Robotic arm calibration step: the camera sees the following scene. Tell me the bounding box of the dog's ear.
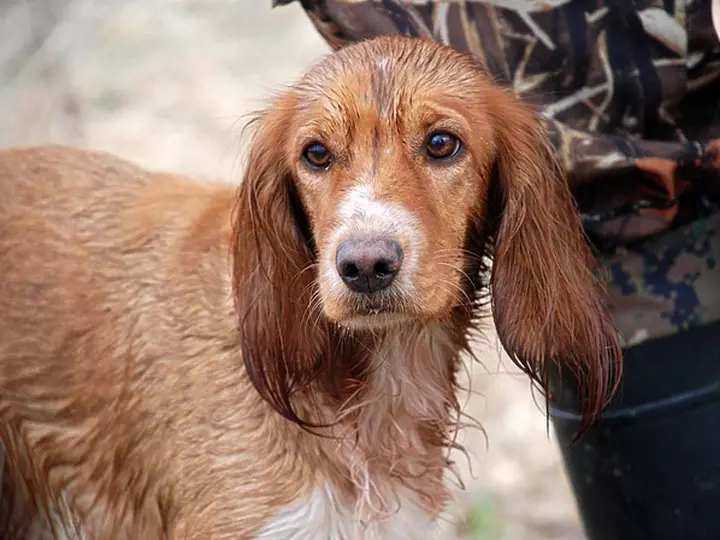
[487,94,622,430]
[231,98,327,426]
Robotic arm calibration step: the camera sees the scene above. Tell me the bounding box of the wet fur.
[0,37,621,538]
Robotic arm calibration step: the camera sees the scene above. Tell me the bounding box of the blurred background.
[0,1,585,538]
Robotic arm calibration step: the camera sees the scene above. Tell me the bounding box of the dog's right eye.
[302,142,332,170]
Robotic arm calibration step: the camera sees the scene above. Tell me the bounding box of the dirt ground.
[0,1,586,538]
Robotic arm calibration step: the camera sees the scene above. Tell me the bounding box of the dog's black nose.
[336,239,403,294]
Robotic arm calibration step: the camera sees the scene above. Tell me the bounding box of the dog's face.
[285,46,496,327]
[234,36,621,428]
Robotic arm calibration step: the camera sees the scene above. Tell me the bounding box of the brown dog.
[0,36,621,539]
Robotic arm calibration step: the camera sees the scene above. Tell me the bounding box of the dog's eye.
[425,132,462,160]
[302,142,332,169]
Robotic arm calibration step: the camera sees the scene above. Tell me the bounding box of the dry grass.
[0,1,585,538]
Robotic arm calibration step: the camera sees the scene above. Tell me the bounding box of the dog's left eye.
[425,132,462,161]
[302,142,332,169]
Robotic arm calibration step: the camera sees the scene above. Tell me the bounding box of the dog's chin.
[336,311,414,331]
[321,286,431,331]
[321,297,416,330]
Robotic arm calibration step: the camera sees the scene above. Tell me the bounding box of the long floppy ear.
[488,96,623,430]
[231,100,328,426]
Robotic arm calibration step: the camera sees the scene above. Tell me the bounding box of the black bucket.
[549,321,720,540]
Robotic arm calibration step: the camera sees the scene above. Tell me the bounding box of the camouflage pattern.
[607,211,720,346]
[276,0,720,346]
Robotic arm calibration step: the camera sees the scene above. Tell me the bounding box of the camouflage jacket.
[277,0,720,346]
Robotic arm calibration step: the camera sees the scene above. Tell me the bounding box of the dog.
[0,36,622,539]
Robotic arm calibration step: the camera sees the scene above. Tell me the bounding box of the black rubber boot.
[550,321,720,540]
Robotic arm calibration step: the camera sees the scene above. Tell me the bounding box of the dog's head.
[233,36,621,427]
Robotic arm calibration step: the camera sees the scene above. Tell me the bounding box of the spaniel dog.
[0,36,621,539]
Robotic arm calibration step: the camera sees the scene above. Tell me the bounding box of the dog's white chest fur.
[256,325,453,540]
[255,485,437,540]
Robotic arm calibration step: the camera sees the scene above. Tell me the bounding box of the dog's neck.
[305,321,466,524]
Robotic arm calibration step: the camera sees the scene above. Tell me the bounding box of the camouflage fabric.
[275,0,720,347]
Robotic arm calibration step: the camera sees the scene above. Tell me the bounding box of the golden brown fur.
[0,36,621,538]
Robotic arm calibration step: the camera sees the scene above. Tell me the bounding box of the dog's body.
[0,147,451,539]
[0,147,264,538]
[0,37,621,539]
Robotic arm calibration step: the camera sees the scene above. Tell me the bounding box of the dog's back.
[0,146,308,538]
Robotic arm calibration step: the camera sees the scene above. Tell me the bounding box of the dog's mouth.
[337,310,413,330]
[331,290,416,329]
